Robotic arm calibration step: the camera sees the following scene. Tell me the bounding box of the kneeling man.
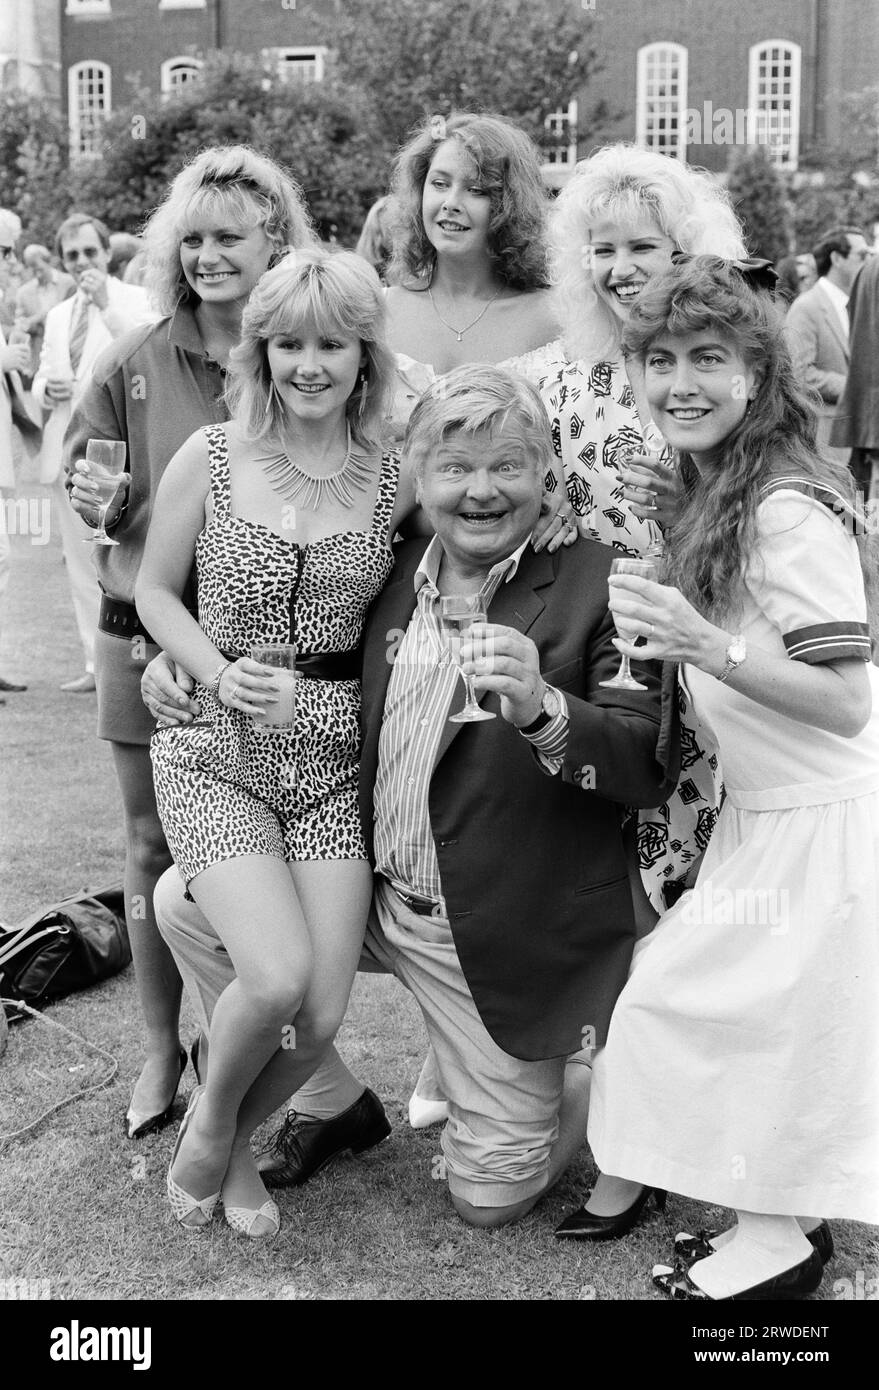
[148,366,676,1227]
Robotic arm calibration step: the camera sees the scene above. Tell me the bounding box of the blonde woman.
[136,249,413,1238]
[66,146,315,1140]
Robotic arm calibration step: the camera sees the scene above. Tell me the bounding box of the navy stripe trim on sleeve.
[784,622,872,663]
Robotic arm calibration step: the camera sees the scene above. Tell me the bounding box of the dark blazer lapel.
[361,548,423,783]
[433,545,555,766]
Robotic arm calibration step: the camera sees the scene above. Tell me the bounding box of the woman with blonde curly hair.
[530,145,750,948]
[65,144,315,1143]
[382,111,564,434]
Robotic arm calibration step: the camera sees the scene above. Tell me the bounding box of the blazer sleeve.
[785,298,845,403]
[31,300,67,411]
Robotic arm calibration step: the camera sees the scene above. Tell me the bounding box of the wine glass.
[83,439,127,546]
[600,556,660,691]
[440,595,496,724]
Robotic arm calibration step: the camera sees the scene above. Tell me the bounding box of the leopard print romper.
[151,424,399,885]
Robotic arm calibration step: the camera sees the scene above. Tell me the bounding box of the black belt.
[220,648,360,682]
[97,603,359,681]
[99,595,156,645]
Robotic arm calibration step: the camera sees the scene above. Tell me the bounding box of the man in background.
[785,224,870,462]
[830,250,879,498]
[13,244,74,382]
[32,212,154,693]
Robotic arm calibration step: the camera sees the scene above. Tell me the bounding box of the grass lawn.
[1,468,877,1303]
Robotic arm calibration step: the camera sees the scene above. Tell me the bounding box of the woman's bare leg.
[222,860,372,1212]
[167,854,313,1218]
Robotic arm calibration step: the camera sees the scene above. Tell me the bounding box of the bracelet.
[205,659,233,697]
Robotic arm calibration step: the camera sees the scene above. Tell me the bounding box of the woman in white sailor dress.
[564,256,879,1300]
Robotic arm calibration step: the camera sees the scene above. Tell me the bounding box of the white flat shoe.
[408,1091,449,1129]
[224,1198,280,1240]
[166,1085,220,1230]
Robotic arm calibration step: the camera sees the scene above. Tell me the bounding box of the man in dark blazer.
[785,224,870,463]
[830,249,879,495]
[149,367,676,1228]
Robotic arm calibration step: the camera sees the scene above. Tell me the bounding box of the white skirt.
[588,792,879,1222]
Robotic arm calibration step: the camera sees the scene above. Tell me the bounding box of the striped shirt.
[373,535,568,908]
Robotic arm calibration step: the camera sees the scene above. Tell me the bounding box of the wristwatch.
[518,683,561,735]
[716,635,747,683]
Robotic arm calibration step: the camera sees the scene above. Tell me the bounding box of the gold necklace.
[427,285,501,342]
[261,427,375,511]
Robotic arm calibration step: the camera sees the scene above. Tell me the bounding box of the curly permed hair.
[550,144,748,363]
[140,145,315,316]
[622,255,875,624]
[386,112,550,291]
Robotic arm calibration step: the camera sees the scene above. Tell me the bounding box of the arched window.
[636,42,688,162]
[68,61,110,158]
[748,41,801,169]
[160,57,203,95]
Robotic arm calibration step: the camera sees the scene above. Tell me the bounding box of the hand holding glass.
[83,439,127,545]
[601,557,660,691]
[440,596,496,723]
[250,643,296,732]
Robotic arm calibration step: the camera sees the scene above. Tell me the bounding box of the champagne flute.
[440,595,496,724]
[83,439,127,546]
[600,556,660,691]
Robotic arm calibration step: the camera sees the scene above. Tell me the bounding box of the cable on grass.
[0,997,118,1145]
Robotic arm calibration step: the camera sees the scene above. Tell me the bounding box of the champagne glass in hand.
[440,595,496,724]
[600,556,660,691]
[83,439,127,546]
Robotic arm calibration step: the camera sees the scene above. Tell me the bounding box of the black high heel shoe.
[674,1220,834,1269]
[653,1246,824,1301]
[124,1046,187,1140]
[190,1034,206,1086]
[554,1186,668,1241]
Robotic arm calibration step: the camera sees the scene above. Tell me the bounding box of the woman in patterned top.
[540,145,748,921]
[566,256,879,1298]
[136,249,415,1239]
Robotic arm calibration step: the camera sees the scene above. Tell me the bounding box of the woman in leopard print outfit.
[136,250,417,1238]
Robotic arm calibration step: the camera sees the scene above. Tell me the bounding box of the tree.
[316,0,599,158]
[725,145,793,264]
[70,53,390,242]
[790,86,879,248]
[0,93,72,245]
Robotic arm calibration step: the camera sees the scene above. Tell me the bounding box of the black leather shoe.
[555,1186,667,1241]
[653,1246,824,1300]
[674,1219,833,1268]
[257,1087,391,1188]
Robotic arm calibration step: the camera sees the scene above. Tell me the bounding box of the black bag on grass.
[0,885,130,1024]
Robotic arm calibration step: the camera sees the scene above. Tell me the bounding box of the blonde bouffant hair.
[141,145,315,315]
[550,144,748,363]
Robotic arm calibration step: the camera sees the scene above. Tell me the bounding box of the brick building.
[7,0,879,180]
